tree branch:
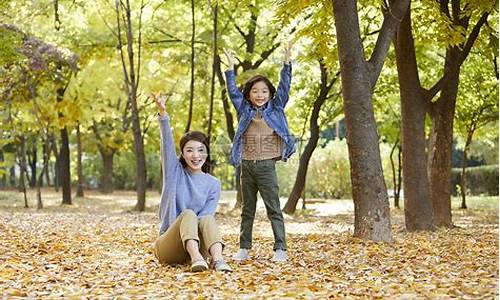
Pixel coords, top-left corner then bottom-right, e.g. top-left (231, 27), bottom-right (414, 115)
top-left (367, 0), bottom-right (410, 90)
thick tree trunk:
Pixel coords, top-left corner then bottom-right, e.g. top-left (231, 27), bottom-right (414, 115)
top-left (99, 149), bottom-right (115, 194)
top-left (428, 48), bottom-right (461, 228)
top-left (332, 0), bottom-right (393, 241)
top-left (395, 6), bottom-right (434, 230)
top-left (283, 62), bottom-right (333, 214)
top-left (76, 123), bottom-right (84, 197)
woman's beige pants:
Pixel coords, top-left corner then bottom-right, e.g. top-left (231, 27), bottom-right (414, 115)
top-left (154, 209), bottom-right (223, 265)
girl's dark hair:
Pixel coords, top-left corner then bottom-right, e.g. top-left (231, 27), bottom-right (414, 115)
top-left (242, 75), bottom-right (276, 102)
top-left (179, 131), bottom-right (211, 173)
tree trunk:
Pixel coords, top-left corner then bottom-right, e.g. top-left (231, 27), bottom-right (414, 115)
top-left (59, 125), bottom-right (72, 205)
top-left (428, 48), bottom-right (461, 227)
top-left (27, 143), bottom-right (37, 188)
top-left (99, 149), bottom-right (115, 194)
top-left (332, 0), bottom-right (396, 241)
top-left (18, 135), bottom-right (29, 208)
top-left (184, 0), bottom-right (195, 133)
top-left (51, 134), bottom-right (60, 192)
top-left (207, 4), bottom-right (218, 173)
top-left (459, 132), bottom-right (473, 209)
top-left (396, 144), bottom-right (402, 207)
top-left (116, 0), bottom-right (147, 211)
top-left (0, 149), bottom-right (5, 189)
top-left (389, 140), bottom-right (400, 209)
top-left (9, 165), bottom-right (16, 188)
top-left (283, 62), bottom-right (333, 214)
top-left (395, 6), bottom-right (434, 230)
top-left (76, 122), bottom-right (84, 197)
top-left (36, 136), bottom-right (51, 210)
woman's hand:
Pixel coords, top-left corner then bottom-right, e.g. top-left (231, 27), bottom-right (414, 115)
top-left (152, 92), bottom-right (167, 117)
top-left (283, 41), bottom-right (293, 64)
top-left (223, 48), bottom-right (235, 70)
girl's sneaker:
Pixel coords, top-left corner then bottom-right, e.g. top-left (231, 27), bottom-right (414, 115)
top-left (232, 248), bottom-right (250, 261)
top-left (272, 249), bottom-right (287, 262)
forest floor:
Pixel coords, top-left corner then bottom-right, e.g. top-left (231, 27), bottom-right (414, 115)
top-left (0, 188), bottom-right (498, 299)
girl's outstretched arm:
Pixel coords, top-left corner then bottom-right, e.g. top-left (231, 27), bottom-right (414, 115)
top-left (223, 48), bottom-right (244, 111)
top-left (274, 42), bottom-right (293, 108)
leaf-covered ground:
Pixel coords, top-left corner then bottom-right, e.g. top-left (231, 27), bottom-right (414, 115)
top-left (0, 189), bottom-right (498, 299)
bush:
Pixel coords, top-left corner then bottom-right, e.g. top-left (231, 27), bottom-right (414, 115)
top-left (451, 165), bottom-right (499, 196)
top-left (277, 139), bottom-right (352, 199)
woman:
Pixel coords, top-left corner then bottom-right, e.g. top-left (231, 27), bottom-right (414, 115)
top-left (153, 94), bottom-right (232, 272)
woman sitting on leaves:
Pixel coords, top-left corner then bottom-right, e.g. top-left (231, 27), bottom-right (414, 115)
top-left (152, 93), bottom-right (232, 273)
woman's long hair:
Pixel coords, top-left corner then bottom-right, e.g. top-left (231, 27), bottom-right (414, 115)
top-left (179, 131), bottom-right (211, 173)
top-left (241, 75), bottom-right (276, 102)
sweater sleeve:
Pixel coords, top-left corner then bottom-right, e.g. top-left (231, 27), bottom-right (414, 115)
top-left (158, 115), bottom-right (182, 235)
top-left (224, 69), bottom-right (245, 112)
top-left (274, 63), bottom-right (292, 108)
top-left (198, 179), bottom-right (221, 217)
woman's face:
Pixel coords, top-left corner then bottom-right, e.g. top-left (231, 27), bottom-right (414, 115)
top-left (182, 140), bottom-right (208, 173)
top-left (249, 80), bottom-right (270, 107)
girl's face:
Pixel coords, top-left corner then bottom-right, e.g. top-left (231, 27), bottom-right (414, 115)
top-left (249, 81), bottom-right (270, 107)
top-left (182, 140), bottom-right (208, 173)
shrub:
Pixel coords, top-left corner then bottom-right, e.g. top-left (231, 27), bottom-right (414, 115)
top-left (451, 165), bottom-right (499, 196)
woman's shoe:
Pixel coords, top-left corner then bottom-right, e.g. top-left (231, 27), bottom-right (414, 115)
top-left (190, 259), bottom-right (209, 272)
top-left (212, 259), bottom-right (233, 272)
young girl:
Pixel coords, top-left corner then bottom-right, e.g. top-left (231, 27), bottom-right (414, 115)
top-left (152, 94), bottom-right (232, 272)
top-left (223, 44), bottom-right (295, 262)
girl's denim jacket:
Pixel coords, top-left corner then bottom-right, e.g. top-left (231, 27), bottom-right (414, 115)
top-left (224, 63), bottom-right (296, 167)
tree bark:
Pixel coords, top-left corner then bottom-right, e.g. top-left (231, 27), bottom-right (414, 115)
top-left (428, 46), bottom-right (462, 227)
top-left (76, 122), bottom-right (84, 197)
top-left (331, 0), bottom-right (407, 241)
top-left (395, 5), bottom-right (434, 230)
top-left (283, 62), bottom-right (336, 214)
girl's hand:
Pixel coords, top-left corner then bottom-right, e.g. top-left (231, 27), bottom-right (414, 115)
top-left (152, 92), bottom-right (167, 117)
top-left (223, 48), bottom-right (235, 70)
top-left (283, 41), bottom-right (293, 64)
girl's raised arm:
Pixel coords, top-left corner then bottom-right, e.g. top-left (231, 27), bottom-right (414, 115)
top-left (223, 48), bottom-right (244, 111)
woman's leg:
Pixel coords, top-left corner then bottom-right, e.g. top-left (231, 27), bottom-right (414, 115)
top-left (154, 209), bottom-right (203, 264)
top-left (198, 215), bottom-right (224, 260)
